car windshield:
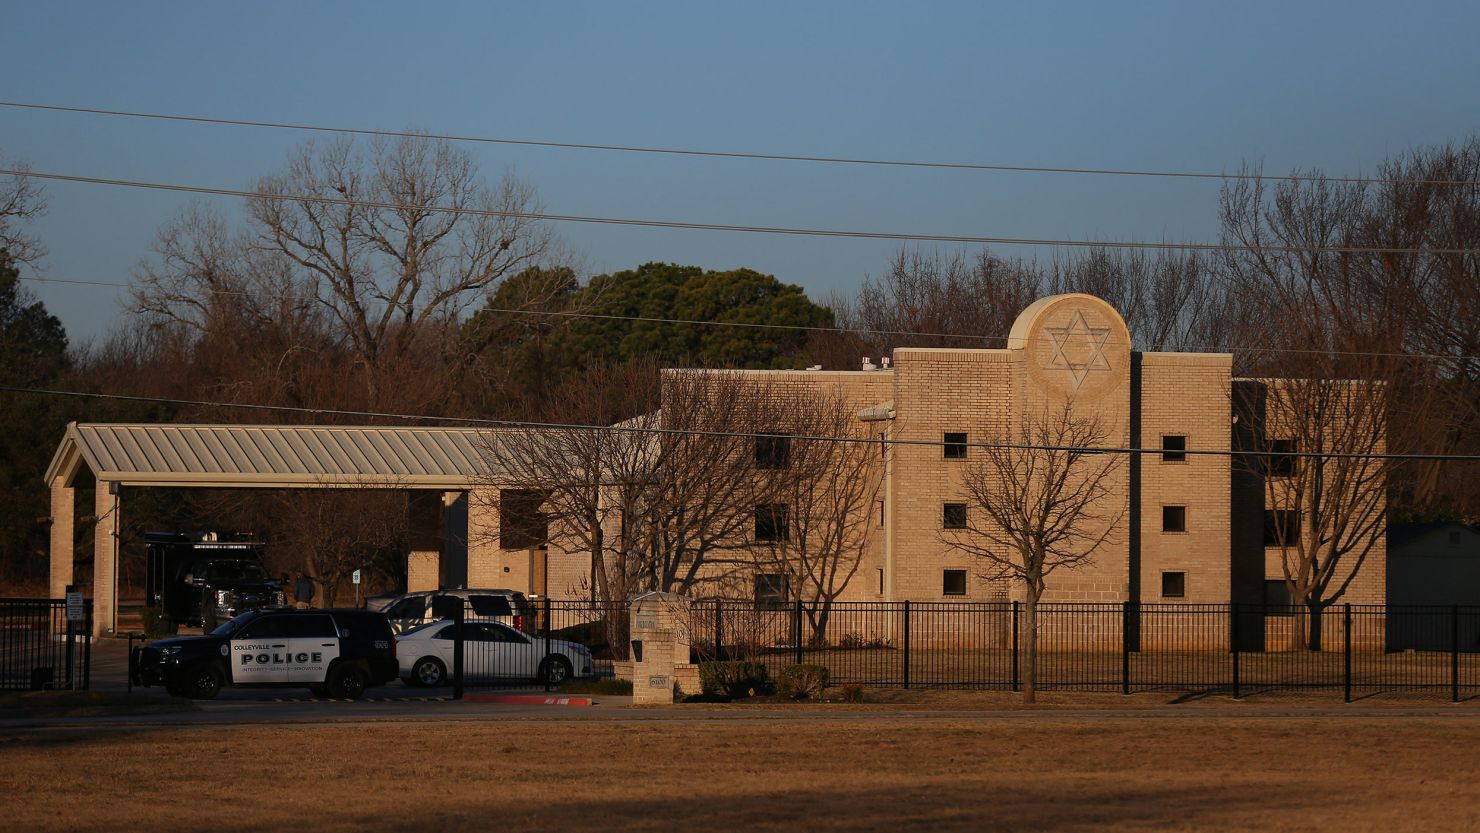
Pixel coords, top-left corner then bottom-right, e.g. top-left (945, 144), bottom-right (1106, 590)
top-left (209, 609), bottom-right (261, 637)
top-left (203, 561), bottom-right (269, 583)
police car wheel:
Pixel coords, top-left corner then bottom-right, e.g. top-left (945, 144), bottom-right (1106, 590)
top-left (539, 655), bottom-right (572, 685)
top-left (411, 657), bottom-right (446, 687)
top-left (186, 663), bottom-right (223, 700)
top-left (327, 664), bottom-right (368, 700)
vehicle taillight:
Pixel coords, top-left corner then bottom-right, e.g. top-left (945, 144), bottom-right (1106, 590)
top-left (514, 615), bottom-right (524, 632)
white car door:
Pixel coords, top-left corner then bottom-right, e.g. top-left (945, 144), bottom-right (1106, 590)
top-left (229, 616), bottom-right (287, 685)
top-left (488, 622), bottom-right (539, 678)
top-left (279, 613), bottom-right (340, 683)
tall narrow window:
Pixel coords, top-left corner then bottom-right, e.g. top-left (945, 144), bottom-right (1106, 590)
top-left (942, 569), bottom-right (967, 596)
top-left (943, 502), bottom-right (968, 529)
top-left (943, 432), bottom-right (968, 459)
top-left (753, 574), bottom-right (788, 609)
top-left (755, 504), bottom-right (789, 542)
top-left (499, 489), bottom-right (549, 550)
top-left (755, 434), bottom-right (791, 469)
top-left (1161, 435), bottom-right (1187, 462)
top-left (1162, 505), bottom-right (1187, 533)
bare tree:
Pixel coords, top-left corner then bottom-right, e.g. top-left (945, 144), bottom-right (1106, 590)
top-left (941, 404), bottom-right (1125, 703)
top-left (1240, 375), bottom-right (1390, 650)
top-left (750, 392), bottom-right (881, 644)
top-left (0, 155), bottom-right (45, 266)
top-left (1048, 247), bottom-right (1228, 352)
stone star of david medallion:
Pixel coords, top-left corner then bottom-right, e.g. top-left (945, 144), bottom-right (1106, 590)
top-left (1043, 309), bottom-right (1112, 389)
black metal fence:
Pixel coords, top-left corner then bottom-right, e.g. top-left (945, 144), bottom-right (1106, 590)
top-left (444, 599), bottom-right (628, 693)
top-left (685, 600), bottom-right (1480, 701)
top-left (0, 598), bottom-right (92, 691)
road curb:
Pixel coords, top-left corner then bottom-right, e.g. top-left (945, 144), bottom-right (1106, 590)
top-left (460, 693), bottom-right (594, 706)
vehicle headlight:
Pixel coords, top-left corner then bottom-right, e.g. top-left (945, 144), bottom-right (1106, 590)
top-left (215, 590), bottom-right (230, 604)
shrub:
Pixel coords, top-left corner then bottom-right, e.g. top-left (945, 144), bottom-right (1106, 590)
top-left (839, 682), bottom-right (865, 703)
top-left (777, 664), bottom-right (830, 700)
top-left (140, 606), bottom-right (162, 638)
top-left (699, 661), bottom-right (771, 698)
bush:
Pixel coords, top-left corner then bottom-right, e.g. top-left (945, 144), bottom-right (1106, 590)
top-left (777, 664), bottom-right (830, 700)
top-left (839, 682), bottom-right (865, 703)
top-left (699, 661), bottom-right (771, 698)
top-left (140, 606), bottom-right (162, 638)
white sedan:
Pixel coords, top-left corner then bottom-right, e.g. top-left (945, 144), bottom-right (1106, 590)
top-left (396, 620), bottom-right (594, 687)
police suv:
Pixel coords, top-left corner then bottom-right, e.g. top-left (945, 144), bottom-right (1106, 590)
top-left (131, 607), bottom-right (398, 700)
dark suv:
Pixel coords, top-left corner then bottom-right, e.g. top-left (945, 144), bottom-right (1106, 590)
top-left (131, 608), bottom-right (397, 700)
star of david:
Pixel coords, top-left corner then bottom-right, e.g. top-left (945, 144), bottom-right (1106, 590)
top-left (1043, 310), bottom-right (1112, 388)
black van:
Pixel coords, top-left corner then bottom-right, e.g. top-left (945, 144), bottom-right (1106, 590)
top-left (131, 608), bottom-right (397, 700)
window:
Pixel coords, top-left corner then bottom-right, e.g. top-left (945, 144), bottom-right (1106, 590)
top-left (500, 489), bottom-right (549, 550)
top-left (755, 504), bottom-right (789, 541)
top-left (1161, 571), bottom-right (1186, 599)
top-left (876, 568), bottom-right (885, 595)
top-left (1266, 439), bottom-right (1297, 478)
top-left (943, 502), bottom-right (968, 529)
top-left (487, 623), bottom-right (529, 644)
top-left (1161, 435), bottom-right (1187, 462)
top-left (385, 596), bottom-right (426, 622)
top-left (1263, 509), bottom-right (1300, 547)
top-left (754, 574), bottom-right (788, 609)
top-left (1162, 505), bottom-right (1187, 533)
top-left (278, 614), bottom-right (337, 639)
top-left (235, 618), bottom-right (281, 640)
top-left (943, 432), bottom-right (968, 459)
top-left (754, 434), bottom-right (791, 469)
top-left (469, 595), bottom-right (514, 618)
top-left (1264, 579), bottom-right (1293, 613)
top-left (942, 569), bottom-right (967, 596)
top-left (877, 499), bottom-right (885, 527)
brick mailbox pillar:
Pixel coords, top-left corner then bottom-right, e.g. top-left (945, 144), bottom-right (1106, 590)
top-left (629, 591), bottom-right (700, 704)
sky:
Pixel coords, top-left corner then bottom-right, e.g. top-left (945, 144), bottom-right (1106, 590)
top-left (3, 0), bottom-right (1479, 342)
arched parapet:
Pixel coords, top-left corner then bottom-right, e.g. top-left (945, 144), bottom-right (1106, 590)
top-left (1007, 293), bottom-right (1131, 406)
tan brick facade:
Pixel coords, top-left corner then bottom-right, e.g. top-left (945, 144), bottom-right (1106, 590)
top-left (463, 293), bottom-right (1387, 620)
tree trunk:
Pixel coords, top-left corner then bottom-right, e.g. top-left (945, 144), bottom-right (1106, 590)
top-left (1307, 601), bottom-right (1325, 652)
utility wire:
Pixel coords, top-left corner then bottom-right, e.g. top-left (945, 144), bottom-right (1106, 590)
top-left (3, 384), bottom-right (1474, 463)
top-left (3, 100), bottom-right (1475, 187)
top-left (5, 166), bottom-right (1480, 257)
top-left (21, 274), bottom-right (1480, 364)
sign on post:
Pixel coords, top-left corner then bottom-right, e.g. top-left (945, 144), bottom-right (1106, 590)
top-left (65, 590), bottom-right (84, 623)
top-left (351, 570), bottom-right (361, 585)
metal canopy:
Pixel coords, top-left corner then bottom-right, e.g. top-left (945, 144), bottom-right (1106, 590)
top-left (44, 422), bottom-right (501, 488)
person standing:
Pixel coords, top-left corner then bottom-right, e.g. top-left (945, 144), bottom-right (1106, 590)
top-left (293, 573), bottom-right (316, 609)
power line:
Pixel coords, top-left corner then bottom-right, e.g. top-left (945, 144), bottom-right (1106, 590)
top-left (6, 166), bottom-right (1480, 257)
top-left (3, 384), bottom-right (1473, 463)
top-left (21, 274), bottom-right (1480, 364)
top-left (3, 100), bottom-right (1475, 187)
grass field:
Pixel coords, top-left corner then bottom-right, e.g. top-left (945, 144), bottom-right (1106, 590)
top-left (4, 715), bottom-right (1479, 832)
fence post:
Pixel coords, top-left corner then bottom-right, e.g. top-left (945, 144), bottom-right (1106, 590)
top-left (794, 599), bottom-right (804, 666)
top-left (83, 602), bottom-right (91, 691)
top-left (1453, 604), bottom-right (1461, 705)
top-left (1343, 603), bottom-right (1352, 704)
top-left (65, 611), bottom-right (75, 691)
top-left (1121, 600), bottom-right (1131, 696)
top-left (1230, 602), bottom-right (1240, 700)
top-left (1011, 600), bottom-right (1019, 692)
top-left (902, 600), bottom-right (911, 689)
top-left (452, 601), bottom-right (465, 701)
top-left (714, 601), bottom-right (724, 661)
top-left (543, 596), bottom-right (553, 693)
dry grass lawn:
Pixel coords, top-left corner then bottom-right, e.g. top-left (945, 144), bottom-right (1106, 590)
top-left (3, 716), bottom-right (1478, 832)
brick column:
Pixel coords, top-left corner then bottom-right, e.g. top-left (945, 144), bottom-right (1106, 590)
top-left (407, 492), bottom-right (442, 592)
top-left (49, 476), bottom-right (75, 600)
top-left (93, 482), bottom-right (119, 636)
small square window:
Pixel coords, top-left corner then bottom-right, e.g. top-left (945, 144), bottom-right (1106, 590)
top-left (1263, 579), bottom-right (1293, 613)
top-left (1263, 509), bottom-right (1299, 547)
top-left (1162, 505), bottom-right (1187, 533)
top-left (943, 432), bottom-right (968, 459)
top-left (753, 574), bottom-right (788, 609)
top-left (943, 569), bottom-right (967, 596)
top-left (1161, 571), bottom-right (1186, 599)
top-left (755, 434), bottom-right (790, 469)
top-left (755, 504), bottom-right (789, 542)
top-left (943, 502), bottom-right (968, 529)
top-left (1266, 439), bottom-right (1297, 478)
top-left (1161, 435), bottom-right (1186, 462)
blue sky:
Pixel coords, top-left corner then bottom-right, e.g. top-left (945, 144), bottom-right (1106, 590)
top-left (3, 1), bottom-right (1478, 341)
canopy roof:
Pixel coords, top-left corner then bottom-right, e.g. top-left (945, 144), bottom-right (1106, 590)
top-left (45, 423), bottom-right (502, 489)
